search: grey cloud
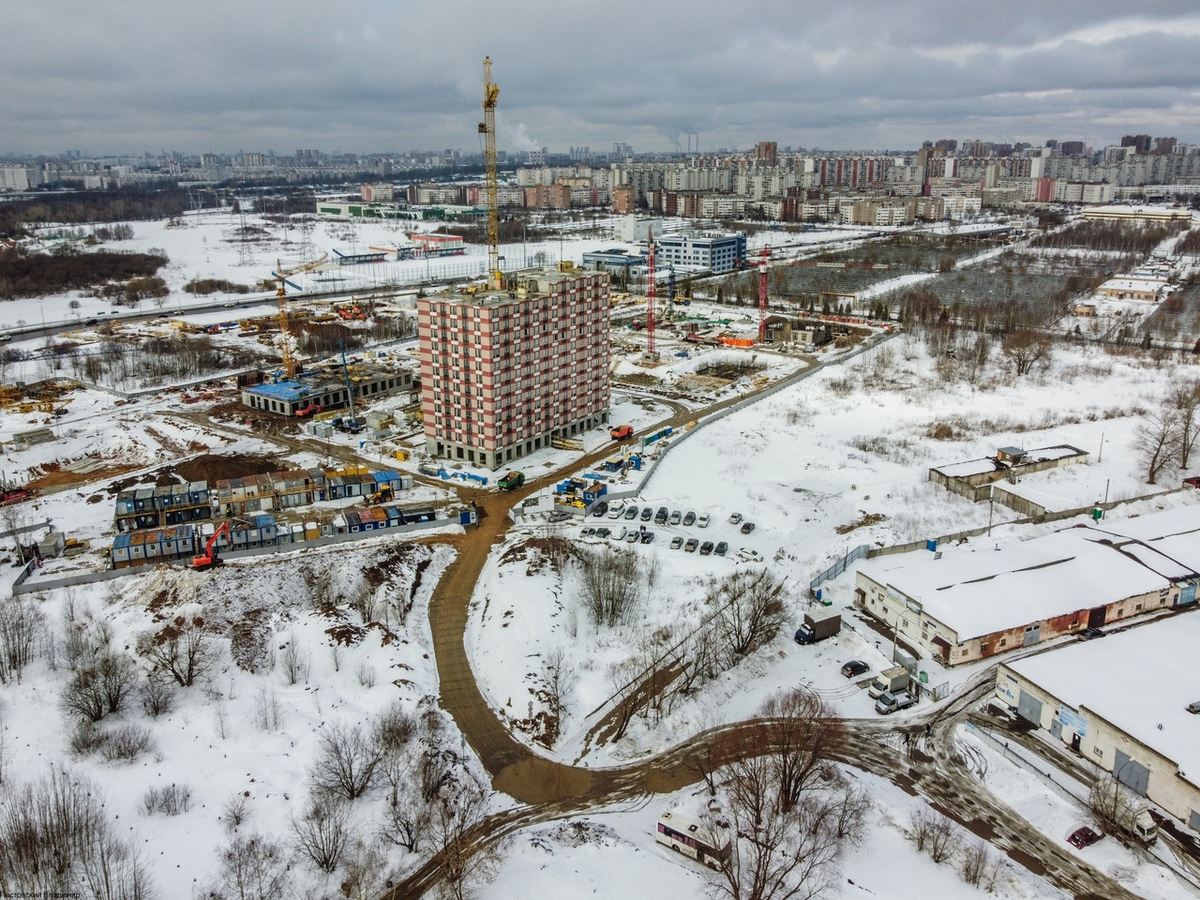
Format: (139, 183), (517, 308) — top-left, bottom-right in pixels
(2, 0), (1199, 154)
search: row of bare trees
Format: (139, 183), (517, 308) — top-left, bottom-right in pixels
(602, 569), (791, 743)
(1135, 379), (1200, 483)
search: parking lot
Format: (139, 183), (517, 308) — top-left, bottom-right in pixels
(578, 498), (763, 562)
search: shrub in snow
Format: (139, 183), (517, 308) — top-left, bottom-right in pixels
(99, 724), (155, 763)
(139, 674), (176, 718)
(142, 783), (192, 816)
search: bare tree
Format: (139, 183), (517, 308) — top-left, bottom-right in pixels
(710, 752), (842, 900)
(0, 597), (45, 684)
(278, 633), (310, 686)
(339, 840), (391, 900)
(1169, 379), (1200, 469)
(542, 647), (578, 732)
(0, 768), (153, 897)
(137, 615), (216, 686)
(711, 569), (789, 667)
(1001, 330), (1052, 377)
(909, 806), (959, 862)
(577, 546), (644, 627)
(1133, 407), (1182, 484)
(309, 721), (384, 801)
(290, 795), (353, 873)
(205, 833), (292, 900)
(431, 779), (500, 900)
(1089, 776), (1139, 837)
(758, 688), (843, 812)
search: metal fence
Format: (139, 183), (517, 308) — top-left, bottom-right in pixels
(808, 544), (870, 594)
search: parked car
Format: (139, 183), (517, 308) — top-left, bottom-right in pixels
(624, 505), (640, 520)
(669, 510), (682, 525)
(580, 526), (595, 537)
(841, 660), (870, 678)
(735, 547), (763, 562)
(684, 538), (699, 553)
(1067, 827), (1103, 849)
(1080, 627), (1107, 640)
(548, 510), (572, 523)
(697, 514), (710, 528)
(683, 511), (696, 526)
(640, 531), (655, 544)
(728, 512), (744, 525)
(591, 501), (608, 518)
(670, 536), (684, 550)
(654, 506), (669, 525)
(699, 541), (714, 556)
(740, 521), (756, 534)
(640, 507), (654, 522)
(875, 690), (919, 715)
(607, 527), (622, 540)
(714, 541), (728, 556)
(625, 530), (640, 543)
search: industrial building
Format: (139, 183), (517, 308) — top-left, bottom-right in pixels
(416, 266), (610, 469)
(996, 613), (1200, 831)
(653, 233), (747, 274)
(854, 508), (1200, 666)
(240, 365), (414, 416)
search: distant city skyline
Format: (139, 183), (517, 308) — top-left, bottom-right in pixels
(3, 1), (1199, 156)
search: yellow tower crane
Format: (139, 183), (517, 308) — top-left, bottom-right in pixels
(257, 254), (328, 379)
(479, 56), (502, 290)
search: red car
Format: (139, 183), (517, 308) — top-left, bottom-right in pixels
(1067, 826), (1103, 849)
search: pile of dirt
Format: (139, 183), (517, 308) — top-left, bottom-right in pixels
(104, 452), (283, 494)
(173, 453), (283, 483)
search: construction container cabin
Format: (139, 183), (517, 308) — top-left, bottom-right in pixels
(114, 482), (211, 533)
(110, 525), (197, 569)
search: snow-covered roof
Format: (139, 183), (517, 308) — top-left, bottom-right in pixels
(1098, 278), (1166, 295)
(1089, 506), (1200, 574)
(1007, 613), (1200, 786)
(857, 523), (1186, 641)
(932, 445), (1083, 478)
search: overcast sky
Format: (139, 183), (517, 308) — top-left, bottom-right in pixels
(3, 1), (1200, 157)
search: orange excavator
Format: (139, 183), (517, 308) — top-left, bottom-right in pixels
(193, 521), (231, 570)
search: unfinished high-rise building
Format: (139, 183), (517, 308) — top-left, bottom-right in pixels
(416, 267), (610, 469)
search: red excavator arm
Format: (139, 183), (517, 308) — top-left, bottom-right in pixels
(193, 521), (231, 569)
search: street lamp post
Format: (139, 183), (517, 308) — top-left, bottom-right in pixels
(1098, 426), (1107, 464)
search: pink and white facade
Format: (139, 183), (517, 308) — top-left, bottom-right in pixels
(417, 269), (610, 469)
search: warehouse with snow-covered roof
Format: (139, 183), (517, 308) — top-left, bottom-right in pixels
(996, 612), (1200, 831)
(853, 509), (1200, 666)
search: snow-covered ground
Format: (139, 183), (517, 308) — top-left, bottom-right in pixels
(487, 770), (1071, 900)
(0, 538), (470, 895)
(467, 333), (1200, 771)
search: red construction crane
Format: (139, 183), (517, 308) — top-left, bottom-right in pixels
(646, 226), (656, 355)
(758, 264), (768, 342)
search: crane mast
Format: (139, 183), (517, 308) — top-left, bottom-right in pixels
(759, 264), (768, 343)
(480, 57), (502, 290)
(260, 254), (326, 379)
(646, 227), (656, 355)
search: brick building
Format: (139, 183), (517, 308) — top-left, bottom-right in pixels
(417, 268), (611, 469)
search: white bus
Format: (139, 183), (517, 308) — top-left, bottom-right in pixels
(655, 810), (731, 870)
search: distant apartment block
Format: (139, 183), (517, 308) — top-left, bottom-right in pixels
(655, 233), (747, 273)
(0, 166), (40, 191)
(417, 268), (611, 470)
